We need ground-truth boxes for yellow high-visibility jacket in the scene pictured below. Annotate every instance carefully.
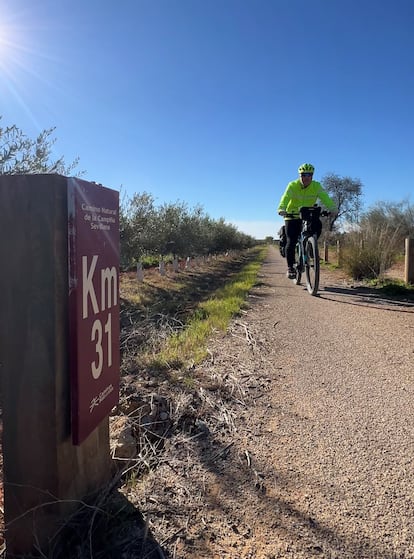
[278,179,336,219]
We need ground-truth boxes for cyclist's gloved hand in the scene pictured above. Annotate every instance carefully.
[278,210,286,216]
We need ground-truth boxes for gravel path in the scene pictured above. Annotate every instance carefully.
[3,247,414,558]
[254,246,414,558]
[132,245,414,558]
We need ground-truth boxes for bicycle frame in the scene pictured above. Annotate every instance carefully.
[282,206,328,296]
[293,227,318,294]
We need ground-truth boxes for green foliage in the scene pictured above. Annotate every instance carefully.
[0,116,81,176]
[363,278,414,298]
[141,255,162,268]
[120,191,256,267]
[155,246,266,368]
[119,192,159,267]
[378,281,414,296]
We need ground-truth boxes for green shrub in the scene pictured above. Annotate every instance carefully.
[341,223,401,280]
[342,246,392,280]
[141,254,166,268]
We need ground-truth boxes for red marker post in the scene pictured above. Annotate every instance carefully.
[68,179,120,445]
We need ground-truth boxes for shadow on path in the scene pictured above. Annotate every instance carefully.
[320,285,414,313]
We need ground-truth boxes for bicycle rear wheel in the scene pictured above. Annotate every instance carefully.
[294,242,302,285]
[305,236,319,295]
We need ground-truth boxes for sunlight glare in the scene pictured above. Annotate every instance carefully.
[0,25,11,61]
[0,22,25,71]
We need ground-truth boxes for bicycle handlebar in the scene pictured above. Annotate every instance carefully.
[279,206,332,219]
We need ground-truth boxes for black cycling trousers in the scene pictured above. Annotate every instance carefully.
[285,219,322,268]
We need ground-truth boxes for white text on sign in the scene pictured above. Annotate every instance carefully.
[82,255,117,379]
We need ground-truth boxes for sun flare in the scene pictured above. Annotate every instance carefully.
[0,14,45,123]
[0,25,11,60]
[0,22,23,70]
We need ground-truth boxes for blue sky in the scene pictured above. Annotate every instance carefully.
[1,0,413,239]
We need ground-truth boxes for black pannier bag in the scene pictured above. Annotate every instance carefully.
[299,206,322,236]
[278,225,286,257]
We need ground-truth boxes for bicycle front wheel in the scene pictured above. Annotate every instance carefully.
[305,236,320,295]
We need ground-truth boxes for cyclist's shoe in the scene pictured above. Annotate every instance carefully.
[287,267,296,279]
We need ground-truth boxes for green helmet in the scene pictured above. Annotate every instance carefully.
[298,163,315,174]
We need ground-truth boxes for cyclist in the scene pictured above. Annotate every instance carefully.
[277,163,337,279]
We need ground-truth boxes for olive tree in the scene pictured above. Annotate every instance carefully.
[120,192,159,264]
[0,117,80,175]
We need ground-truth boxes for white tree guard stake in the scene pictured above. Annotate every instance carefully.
[159,260,166,276]
[185,256,190,269]
[137,262,144,282]
[173,258,179,272]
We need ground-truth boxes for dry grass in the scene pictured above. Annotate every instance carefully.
[0,249,266,559]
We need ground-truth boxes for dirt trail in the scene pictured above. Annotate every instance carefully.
[2,247,414,558]
[136,245,414,558]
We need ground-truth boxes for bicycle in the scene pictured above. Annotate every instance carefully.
[280,206,330,296]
